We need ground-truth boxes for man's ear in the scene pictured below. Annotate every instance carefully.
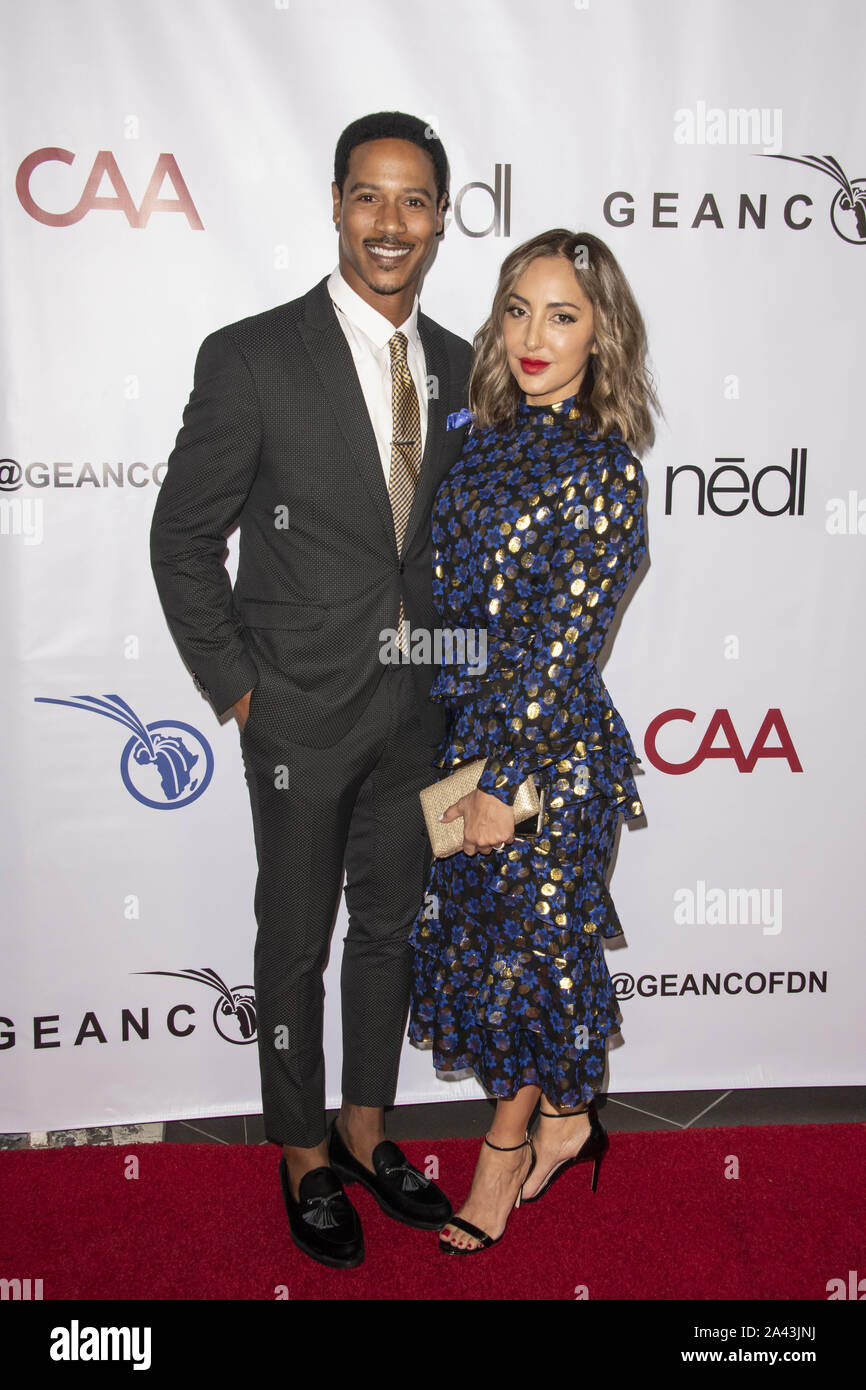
[331,180,342,228]
[435,193,449,239]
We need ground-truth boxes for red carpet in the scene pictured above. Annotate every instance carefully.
[2,1124,863,1300]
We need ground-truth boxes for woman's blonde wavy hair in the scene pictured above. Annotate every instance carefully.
[468,228,660,454]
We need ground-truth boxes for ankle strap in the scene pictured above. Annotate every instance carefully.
[539,1106,591,1118]
[483,1130,530,1151]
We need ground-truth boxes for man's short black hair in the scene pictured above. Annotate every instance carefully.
[333,110,450,213]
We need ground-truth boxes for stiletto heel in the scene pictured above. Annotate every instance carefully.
[521,1098,609,1204]
[591,1154,602,1193]
[439,1131,535,1255]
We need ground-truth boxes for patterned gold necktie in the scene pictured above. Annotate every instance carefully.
[388,331,422,654]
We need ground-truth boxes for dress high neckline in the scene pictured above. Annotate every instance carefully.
[517,392,579,415]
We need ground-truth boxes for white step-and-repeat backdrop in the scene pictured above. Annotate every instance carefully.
[2,0,863,1131]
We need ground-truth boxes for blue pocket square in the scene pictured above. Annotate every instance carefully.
[446,407,473,431]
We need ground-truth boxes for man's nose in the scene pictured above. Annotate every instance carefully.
[374,200,407,236]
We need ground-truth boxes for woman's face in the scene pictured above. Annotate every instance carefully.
[502,254,596,406]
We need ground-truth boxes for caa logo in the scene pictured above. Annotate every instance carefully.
[34,693,214,808]
[16,149,203,229]
[645,708,802,774]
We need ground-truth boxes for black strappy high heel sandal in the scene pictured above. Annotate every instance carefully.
[438,1131,536,1256]
[520,1099,609,1204]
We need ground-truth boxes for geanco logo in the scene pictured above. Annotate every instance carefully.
[605,148,864,243]
[764,153,866,245]
[645,709,802,774]
[611,970,826,1000]
[1,968,255,1049]
[136,968,256,1044]
[33,694,213,808]
[16,149,203,229]
[0,457,166,491]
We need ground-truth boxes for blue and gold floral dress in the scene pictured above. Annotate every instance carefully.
[408,392,646,1107]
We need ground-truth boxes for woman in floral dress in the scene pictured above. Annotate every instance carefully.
[408,228,659,1254]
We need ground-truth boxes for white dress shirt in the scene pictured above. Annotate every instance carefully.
[327,265,428,485]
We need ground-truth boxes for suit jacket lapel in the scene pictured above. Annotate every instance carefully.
[299,278,396,548]
[298,277,452,560]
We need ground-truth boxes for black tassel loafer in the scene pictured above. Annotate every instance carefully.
[327,1117,452,1231]
[279,1156,364,1269]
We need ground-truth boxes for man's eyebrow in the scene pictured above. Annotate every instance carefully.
[346,181,433,196]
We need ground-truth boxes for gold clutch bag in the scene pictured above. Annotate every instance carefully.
[419,757,543,858]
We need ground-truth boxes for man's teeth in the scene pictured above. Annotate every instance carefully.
[369,245,410,258]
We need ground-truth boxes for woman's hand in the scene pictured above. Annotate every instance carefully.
[442,788,516,856]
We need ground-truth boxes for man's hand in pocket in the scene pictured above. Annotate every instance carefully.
[234,688,254,731]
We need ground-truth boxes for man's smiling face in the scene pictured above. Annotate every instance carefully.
[332,137,444,307]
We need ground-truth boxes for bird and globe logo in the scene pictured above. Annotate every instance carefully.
[766,152,866,244]
[137,968,257,1045]
[33,693,214,808]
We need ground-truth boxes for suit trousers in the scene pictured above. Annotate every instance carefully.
[239,663,438,1147]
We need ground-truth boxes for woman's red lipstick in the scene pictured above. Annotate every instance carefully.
[519,358,550,374]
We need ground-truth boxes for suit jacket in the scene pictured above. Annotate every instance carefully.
[150,274,473,747]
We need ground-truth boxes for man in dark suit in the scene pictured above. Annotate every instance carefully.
[150,112,472,1268]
